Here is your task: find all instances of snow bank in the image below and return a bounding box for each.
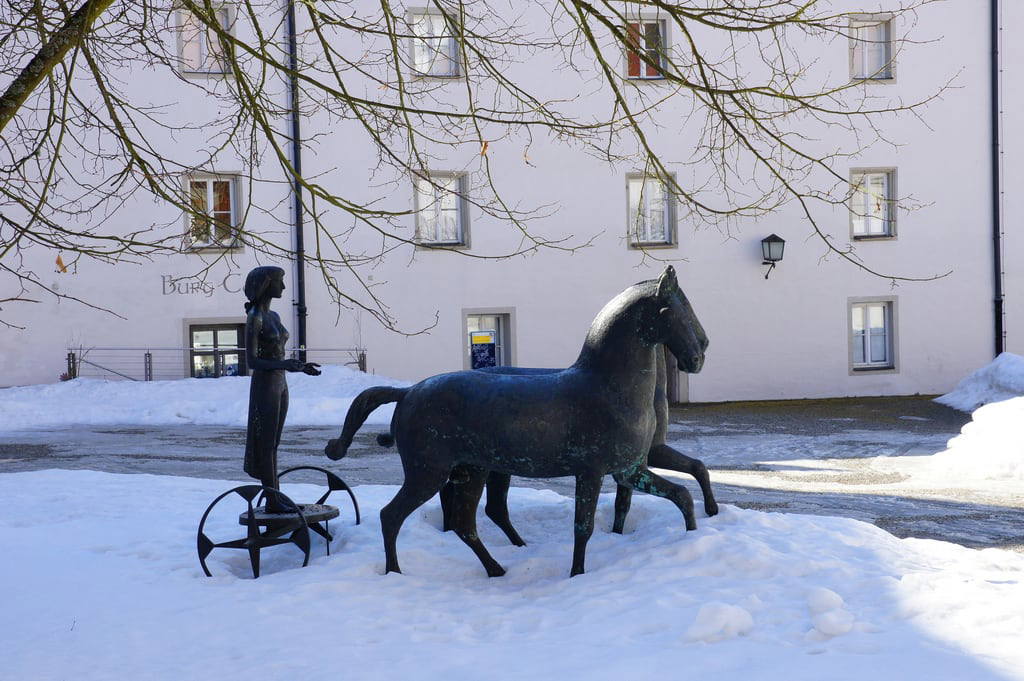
[914,396,1024,483]
[2,470,1022,680]
[0,365,408,432]
[936,352,1024,412]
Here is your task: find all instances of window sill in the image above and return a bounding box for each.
[184,243,244,254]
[178,69,232,79]
[414,241,469,250]
[625,76,667,83]
[853,234,896,241]
[629,241,676,250]
[851,364,897,375]
[850,75,896,84]
[411,73,462,81]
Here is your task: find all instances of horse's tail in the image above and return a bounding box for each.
[325,386,408,460]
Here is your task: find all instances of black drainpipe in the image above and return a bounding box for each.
[991,0,1005,356]
[286,0,308,362]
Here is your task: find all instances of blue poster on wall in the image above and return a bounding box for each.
[470,330,497,369]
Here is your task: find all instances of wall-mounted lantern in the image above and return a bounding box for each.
[761,234,785,279]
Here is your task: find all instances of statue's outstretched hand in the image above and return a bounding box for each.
[302,362,322,376]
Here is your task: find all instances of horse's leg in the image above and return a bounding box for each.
[570,471,603,577]
[449,466,507,577]
[612,479,633,535]
[647,443,719,517]
[380,465,451,575]
[623,466,697,531]
[484,472,526,547]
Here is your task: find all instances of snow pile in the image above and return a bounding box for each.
[2,470,1023,680]
[0,365,407,432]
[914,396,1024,483]
[936,352,1024,412]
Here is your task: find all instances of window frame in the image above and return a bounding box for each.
[183,173,242,251]
[626,173,676,248]
[407,9,461,78]
[848,298,899,374]
[623,18,668,80]
[413,172,469,248]
[176,5,234,76]
[849,168,897,240]
[849,15,895,82]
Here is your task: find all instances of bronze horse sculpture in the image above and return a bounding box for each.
[440,348,719,547]
[326,266,708,577]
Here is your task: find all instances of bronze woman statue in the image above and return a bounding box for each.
[243,266,320,512]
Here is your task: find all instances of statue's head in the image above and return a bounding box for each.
[243,266,286,312]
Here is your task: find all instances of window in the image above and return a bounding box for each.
[179,7,231,74]
[190,324,246,378]
[850,170,895,238]
[850,301,895,370]
[850,18,893,80]
[410,12,459,77]
[625,20,666,79]
[414,174,466,245]
[466,314,509,369]
[627,176,673,245]
[187,175,238,248]
[463,309,515,370]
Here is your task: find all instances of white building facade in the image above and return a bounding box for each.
[0,1,1015,403]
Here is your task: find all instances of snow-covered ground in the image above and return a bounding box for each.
[3,357,1024,679]
[0,365,407,431]
[2,470,1022,681]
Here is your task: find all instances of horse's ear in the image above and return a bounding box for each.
[657,266,678,300]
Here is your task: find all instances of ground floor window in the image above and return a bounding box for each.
[190,324,246,377]
[465,313,510,369]
[850,301,895,371]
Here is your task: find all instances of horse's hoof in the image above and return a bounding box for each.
[685,519,698,531]
[324,439,340,460]
[486,564,507,578]
[705,501,720,517]
[570,566,585,577]
[385,564,402,575]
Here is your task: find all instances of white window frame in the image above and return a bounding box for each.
[850,168,896,239]
[177,6,233,75]
[408,10,460,78]
[624,18,667,80]
[849,16,894,81]
[626,174,675,247]
[184,173,240,249]
[849,298,898,373]
[414,172,468,246]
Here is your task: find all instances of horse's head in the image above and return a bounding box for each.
[649,266,708,373]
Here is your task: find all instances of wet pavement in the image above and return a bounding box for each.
[2,395,1022,551]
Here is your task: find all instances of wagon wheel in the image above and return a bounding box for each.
[197,485,310,579]
[278,465,361,525]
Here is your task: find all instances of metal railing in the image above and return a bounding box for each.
[65,347,367,382]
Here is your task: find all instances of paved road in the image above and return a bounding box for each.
[3,396,1021,550]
